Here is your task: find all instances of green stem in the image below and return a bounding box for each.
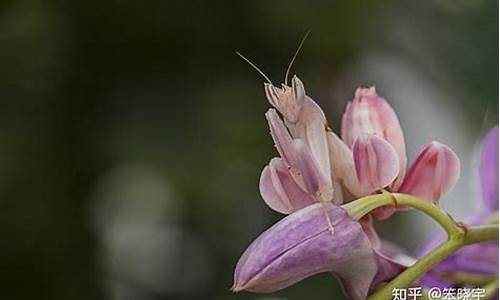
[368,238,462,300]
[464,225,499,245]
[344,193,463,238]
[367,224,498,300]
[483,277,500,299]
[342,193,499,300]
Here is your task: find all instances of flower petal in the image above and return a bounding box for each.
[353,134,399,194]
[232,203,377,300]
[259,158,317,214]
[436,241,498,275]
[398,142,460,203]
[341,87,407,189]
[371,245,412,293]
[479,126,499,211]
[359,216,413,291]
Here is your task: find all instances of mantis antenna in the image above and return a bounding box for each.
[236,51,273,85]
[284,30,311,86]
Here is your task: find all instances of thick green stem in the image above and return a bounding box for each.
[344,193,463,238]
[464,225,499,245]
[342,193,499,300]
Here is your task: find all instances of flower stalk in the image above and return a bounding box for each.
[343,193,498,300]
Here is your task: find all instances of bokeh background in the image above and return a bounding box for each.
[0,1,497,299]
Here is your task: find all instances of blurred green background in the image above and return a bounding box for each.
[0,1,497,299]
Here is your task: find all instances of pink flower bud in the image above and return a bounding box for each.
[399,142,460,203]
[341,87,407,189]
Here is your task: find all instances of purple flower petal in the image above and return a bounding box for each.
[479,126,499,211]
[419,241,498,290]
[359,216,413,291]
[232,203,377,300]
[371,247,411,293]
[437,241,498,275]
[418,211,498,289]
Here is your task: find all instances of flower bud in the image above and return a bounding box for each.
[341,87,407,189]
[398,142,460,203]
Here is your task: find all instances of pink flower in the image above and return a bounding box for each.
[329,87,460,218]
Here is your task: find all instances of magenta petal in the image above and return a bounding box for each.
[398,142,460,203]
[341,87,407,189]
[259,158,317,214]
[479,126,499,211]
[232,203,377,300]
[353,134,399,193]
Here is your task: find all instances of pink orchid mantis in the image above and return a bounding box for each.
[259,75,339,214]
